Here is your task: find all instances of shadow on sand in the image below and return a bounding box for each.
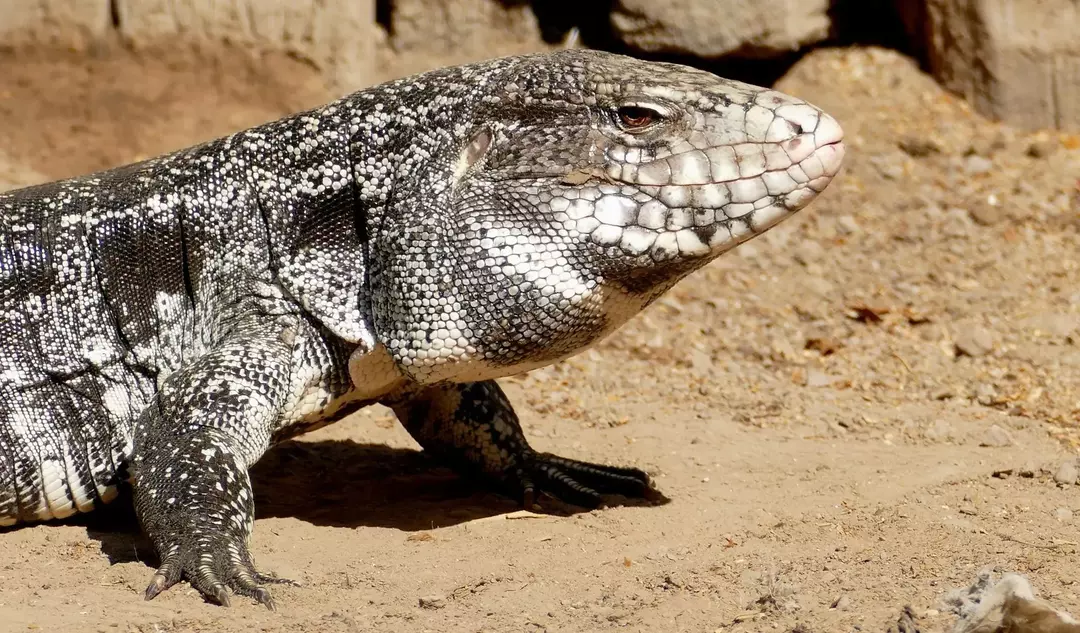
[55,439,666,568]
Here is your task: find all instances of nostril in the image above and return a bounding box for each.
[790,122,804,135]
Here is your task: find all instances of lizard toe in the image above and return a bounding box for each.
[142,534,292,608]
[252,570,301,587]
[190,563,232,607]
[536,453,651,496]
[144,548,183,602]
[226,560,297,610]
[226,567,276,611]
[518,451,654,508]
[144,571,178,602]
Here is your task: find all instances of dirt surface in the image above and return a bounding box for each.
[0,42,1079,633]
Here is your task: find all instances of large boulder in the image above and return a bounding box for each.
[385,0,555,70]
[0,0,112,47]
[112,0,376,90]
[896,0,1080,131]
[609,0,833,58]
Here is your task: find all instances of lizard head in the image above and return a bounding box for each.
[366,50,844,386]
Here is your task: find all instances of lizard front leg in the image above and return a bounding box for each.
[131,323,297,609]
[390,380,653,509]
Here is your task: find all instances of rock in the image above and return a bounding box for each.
[955,326,995,357]
[804,335,842,356]
[418,595,447,609]
[894,0,1080,131]
[806,369,836,388]
[1053,459,1078,485]
[835,215,861,235]
[770,337,799,362]
[898,135,942,157]
[114,0,378,90]
[968,202,1004,226]
[387,0,548,62]
[610,0,831,58]
[1022,313,1080,340]
[925,418,954,441]
[871,155,905,181]
[803,276,835,297]
[793,240,825,265]
[0,0,112,48]
[1026,139,1057,158]
[963,154,993,175]
[1053,507,1073,522]
[941,206,974,237]
[931,387,956,401]
[978,424,1013,448]
[831,595,852,611]
[689,347,713,377]
[974,383,999,406]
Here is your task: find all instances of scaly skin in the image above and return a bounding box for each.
[0,50,844,608]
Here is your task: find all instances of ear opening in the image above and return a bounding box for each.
[454,127,493,182]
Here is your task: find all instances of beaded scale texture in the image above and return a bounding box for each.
[0,50,844,608]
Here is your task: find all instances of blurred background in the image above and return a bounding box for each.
[0,0,1076,183]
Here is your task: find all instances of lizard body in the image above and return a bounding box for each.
[0,50,844,608]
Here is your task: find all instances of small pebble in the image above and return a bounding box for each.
[803,276,835,297]
[418,595,447,609]
[793,240,825,265]
[955,327,994,357]
[1026,139,1056,158]
[941,207,973,237]
[1053,459,1078,486]
[831,595,852,611]
[975,383,998,406]
[870,154,904,180]
[930,387,956,401]
[806,369,835,388]
[1054,507,1073,522]
[963,154,993,175]
[968,202,1003,226]
[978,424,1013,448]
[898,135,942,157]
[1023,313,1080,340]
[925,418,953,440]
[689,348,713,376]
[836,215,860,235]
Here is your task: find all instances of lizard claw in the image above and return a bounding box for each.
[144,572,173,601]
[518,473,538,510]
[254,572,301,587]
[254,587,276,611]
[514,451,653,509]
[142,537,294,609]
[211,585,232,608]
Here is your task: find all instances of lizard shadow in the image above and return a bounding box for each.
[78,438,668,566]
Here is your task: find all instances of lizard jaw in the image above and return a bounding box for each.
[544,105,845,266]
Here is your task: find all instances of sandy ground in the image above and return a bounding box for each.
[0,41,1079,633]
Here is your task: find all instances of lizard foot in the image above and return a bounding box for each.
[143,538,297,610]
[515,450,653,509]
[393,380,660,510]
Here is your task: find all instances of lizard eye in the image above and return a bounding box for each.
[615,105,659,130]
